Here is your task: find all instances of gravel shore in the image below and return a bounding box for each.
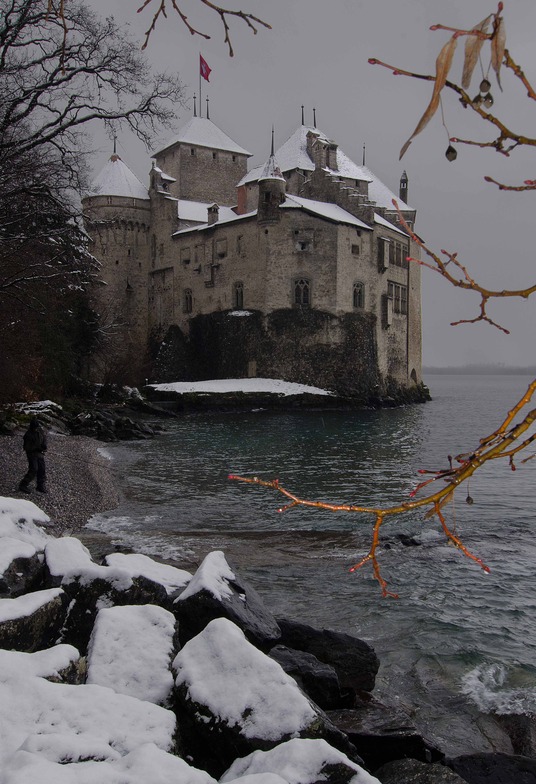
[0,429,120,536]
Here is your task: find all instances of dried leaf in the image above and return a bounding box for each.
[461,14,492,90]
[491,16,506,90]
[400,35,458,159]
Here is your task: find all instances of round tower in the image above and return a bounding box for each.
[257,133,286,224]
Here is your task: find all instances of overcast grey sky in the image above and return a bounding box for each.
[89,0,536,368]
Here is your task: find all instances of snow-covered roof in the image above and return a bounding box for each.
[258,155,285,183]
[177,200,237,225]
[362,165,414,211]
[173,209,256,237]
[154,117,251,157]
[374,212,409,237]
[282,194,372,231]
[87,155,149,201]
[239,126,373,186]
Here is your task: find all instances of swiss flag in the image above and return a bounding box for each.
[200,54,211,82]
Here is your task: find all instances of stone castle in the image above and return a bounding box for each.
[83,111,422,401]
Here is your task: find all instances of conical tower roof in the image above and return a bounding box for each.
[88,154,149,200]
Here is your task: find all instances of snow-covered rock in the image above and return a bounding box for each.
[173,617,354,776]
[174,551,281,649]
[104,551,192,596]
[221,738,381,784]
[0,645,84,684]
[0,587,68,651]
[0,536,43,597]
[87,604,176,705]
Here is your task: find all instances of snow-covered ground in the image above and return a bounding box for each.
[149,378,332,396]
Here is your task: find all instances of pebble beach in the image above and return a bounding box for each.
[0,430,120,536]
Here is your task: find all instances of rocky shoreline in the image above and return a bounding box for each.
[1,396,536,783]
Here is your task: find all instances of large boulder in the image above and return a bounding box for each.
[328,700,443,771]
[172,617,358,777]
[277,618,379,696]
[269,644,352,710]
[0,587,69,651]
[0,644,85,685]
[44,538,169,653]
[447,752,536,784]
[221,738,381,784]
[375,758,467,783]
[173,551,281,650]
[87,604,177,706]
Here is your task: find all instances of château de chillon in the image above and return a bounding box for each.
[83,109,426,404]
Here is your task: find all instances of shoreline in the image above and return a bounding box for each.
[0,429,121,537]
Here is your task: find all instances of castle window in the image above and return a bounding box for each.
[184,289,193,313]
[294,278,311,306]
[212,152,218,160]
[180,247,191,265]
[115,259,119,265]
[233,282,244,309]
[351,244,360,255]
[236,235,243,254]
[232,155,237,162]
[107,196,113,205]
[216,238,228,259]
[297,240,310,252]
[190,148,196,156]
[353,281,365,309]
[378,237,390,271]
[388,281,408,315]
[127,248,131,257]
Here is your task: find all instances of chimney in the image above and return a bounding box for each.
[399,170,408,204]
[208,203,219,225]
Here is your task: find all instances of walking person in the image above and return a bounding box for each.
[18,417,47,494]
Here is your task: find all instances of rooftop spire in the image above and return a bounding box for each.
[193,94,197,117]
[301,105,304,125]
[206,96,210,120]
[271,125,275,157]
[362,143,366,166]
[313,107,317,128]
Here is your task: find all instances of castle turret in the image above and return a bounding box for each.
[399,170,408,204]
[257,134,286,224]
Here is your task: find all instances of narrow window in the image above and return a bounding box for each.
[190,148,196,156]
[351,244,360,255]
[233,281,244,309]
[212,152,217,160]
[294,278,310,306]
[353,281,364,309]
[184,289,193,313]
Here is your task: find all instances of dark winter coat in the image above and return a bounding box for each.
[23,421,47,455]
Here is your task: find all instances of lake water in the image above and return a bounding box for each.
[88,374,536,751]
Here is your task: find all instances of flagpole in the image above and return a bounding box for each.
[199,53,202,118]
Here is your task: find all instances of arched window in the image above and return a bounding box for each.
[353,281,365,309]
[233,282,244,309]
[294,278,310,306]
[184,289,193,314]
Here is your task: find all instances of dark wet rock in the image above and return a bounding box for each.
[173,551,281,650]
[269,644,353,710]
[0,551,44,597]
[494,713,536,757]
[375,757,466,783]
[328,698,443,772]
[447,752,536,783]
[0,587,69,651]
[277,617,379,695]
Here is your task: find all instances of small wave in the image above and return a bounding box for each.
[461,663,536,715]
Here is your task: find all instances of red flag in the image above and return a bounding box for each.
[200,54,211,82]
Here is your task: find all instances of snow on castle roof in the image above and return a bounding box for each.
[154,117,251,157]
[239,125,373,186]
[282,194,372,230]
[362,165,414,211]
[87,155,149,201]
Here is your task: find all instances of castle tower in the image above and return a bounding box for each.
[257,134,286,224]
[152,116,251,206]
[399,170,408,204]
[82,154,151,383]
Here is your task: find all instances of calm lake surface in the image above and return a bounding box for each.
[89,374,536,746]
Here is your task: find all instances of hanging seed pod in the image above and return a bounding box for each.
[472,93,483,107]
[479,78,491,93]
[466,494,474,505]
[445,145,458,162]
[482,92,494,108]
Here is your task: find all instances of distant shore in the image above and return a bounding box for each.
[424,365,536,375]
[0,430,120,536]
